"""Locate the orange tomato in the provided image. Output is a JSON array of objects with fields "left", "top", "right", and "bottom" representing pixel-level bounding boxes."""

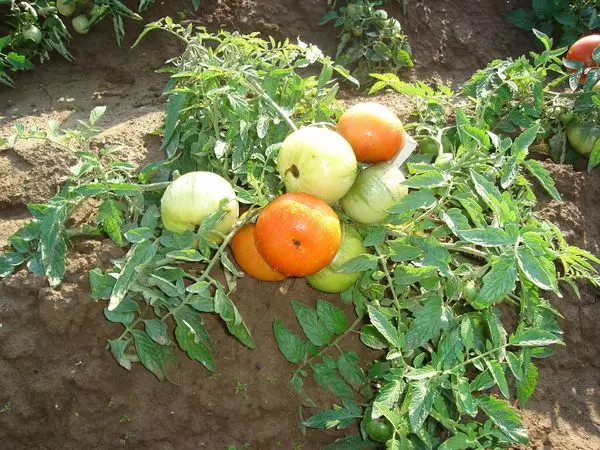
[
  {"left": 255, "top": 193, "right": 342, "bottom": 277},
  {"left": 230, "top": 224, "right": 287, "bottom": 282},
  {"left": 565, "top": 34, "right": 600, "bottom": 83},
  {"left": 336, "top": 102, "right": 405, "bottom": 163}
]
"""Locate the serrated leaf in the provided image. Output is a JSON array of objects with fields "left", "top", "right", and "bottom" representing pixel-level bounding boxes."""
[
  {"left": 89, "top": 106, "right": 106, "bottom": 124},
  {"left": 39, "top": 201, "right": 69, "bottom": 288},
  {"left": 388, "top": 189, "right": 436, "bottom": 215},
  {"left": 336, "top": 254, "right": 379, "bottom": 273},
  {"left": 313, "top": 360, "right": 354, "bottom": 399},
  {"left": 110, "top": 339, "right": 131, "bottom": 370},
  {"left": 360, "top": 324, "right": 388, "bottom": 349},
  {"left": 458, "top": 227, "right": 514, "bottom": 247},
  {"left": 98, "top": 199, "right": 123, "bottom": 246},
  {"left": 303, "top": 405, "right": 360, "bottom": 430},
  {"left": 375, "top": 379, "right": 405, "bottom": 410},
  {"left": 485, "top": 360, "right": 509, "bottom": 398},
  {"left": 404, "top": 296, "right": 444, "bottom": 352},
  {"left": 516, "top": 362, "right": 538, "bottom": 408},
  {"left": 273, "top": 319, "right": 306, "bottom": 364},
  {"left": 401, "top": 171, "right": 446, "bottom": 188},
  {"left": 316, "top": 299, "right": 349, "bottom": 335},
  {"left": 144, "top": 319, "right": 170, "bottom": 345},
  {"left": 214, "top": 289, "right": 255, "bottom": 349},
  {"left": 292, "top": 300, "right": 333, "bottom": 346},
  {"left": 454, "top": 376, "right": 477, "bottom": 417},
  {"left": 460, "top": 316, "right": 474, "bottom": 351},
  {"left": 124, "top": 227, "right": 154, "bottom": 243},
  {"left": 509, "top": 328, "right": 563, "bottom": 347},
  {"left": 438, "top": 432, "right": 476, "bottom": 450},
  {"left": 131, "top": 330, "right": 175, "bottom": 381},
  {"left": 506, "top": 351, "right": 523, "bottom": 381},
  {"left": 517, "top": 246, "right": 557, "bottom": 291},
  {"left": 337, "top": 351, "right": 363, "bottom": 390},
  {"left": 367, "top": 305, "right": 403, "bottom": 349},
  {"left": 167, "top": 248, "right": 206, "bottom": 262},
  {"left": 524, "top": 160, "right": 562, "bottom": 202},
  {"left": 587, "top": 139, "right": 600, "bottom": 172},
  {"left": 408, "top": 380, "right": 435, "bottom": 431},
  {"left": 477, "top": 395, "right": 529, "bottom": 444},
  {"left": 89, "top": 268, "right": 115, "bottom": 299},
  {"left": 175, "top": 322, "right": 215, "bottom": 372},
  {"left": 472, "top": 254, "right": 517, "bottom": 309}
]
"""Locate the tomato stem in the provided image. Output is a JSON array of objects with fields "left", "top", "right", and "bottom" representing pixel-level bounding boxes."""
[{"left": 247, "top": 78, "right": 299, "bottom": 132}]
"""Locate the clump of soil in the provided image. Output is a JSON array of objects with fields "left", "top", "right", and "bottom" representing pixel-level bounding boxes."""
[{"left": 1, "top": 1, "right": 598, "bottom": 449}]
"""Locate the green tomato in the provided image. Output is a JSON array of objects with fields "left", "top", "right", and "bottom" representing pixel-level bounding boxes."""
[
  {"left": 351, "top": 27, "right": 364, "bottom": 37},
  {"left": 307, "top": 224, "right": 367, "bottom": 293},
  {"left": 22, "top": 25, "right": 43, "bottom": 44},
  {"left": 160, "top": 171, "right": 239, "bottom": 243},
  {"left": 373, "top": 10, "right": 388, "bottom": 21},
  {"left": 463, "top": 280, "right": 479, "bottom": 303},
  {"left": 434, "top": 153, "right": 454, "bottom": 169},
  {"left": 277, "top": 127, "right": 357, "bottom": 205},
  {"left": 559, "top": 109, "right": 573, "bottom": 125},
  {"left": 340, "top": 162, "right": 408, "bottom": 224},
  {"left": 57, "top": 0, "right": 76, "bottom": 16},
  {"left": 363, "top": 407, "right": 394, "bottom": 443},
  {"left": 72, "top": 15, "right": 90, "bottom": 34},
  {"left": 417, "top": 136, "right": 440, "bottom": 155},
  {"left": 566, "top": 121, "right": 600, "bottom": 157}
]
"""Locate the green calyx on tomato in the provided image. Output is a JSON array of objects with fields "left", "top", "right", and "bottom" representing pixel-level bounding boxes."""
[
  {"left": 160, "top": 171, "right": 240, "bottom": 243},
  {"left": 339, "top": 162, "right": 408, "bottom": 224},
  {"left": 307, "top": 224, "right": 367, "bottom": 293},
  {"left": 566, "top": 121, "right": 600, "bottom": 157},
  {"left": 363, "top": 407, "right": 394, "bottom": 443}
]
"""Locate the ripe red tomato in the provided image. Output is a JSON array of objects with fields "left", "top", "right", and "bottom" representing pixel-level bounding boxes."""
[{"left": 565, "top": 34, "right": 600, "bottom": 81}]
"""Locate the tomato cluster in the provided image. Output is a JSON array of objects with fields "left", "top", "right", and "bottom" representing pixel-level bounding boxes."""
[{"left": 160, "top": 102, "right": 410, "bottom": 292}]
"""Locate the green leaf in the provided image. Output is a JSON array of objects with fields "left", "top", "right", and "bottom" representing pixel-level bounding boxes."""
[
  {"left": 587, "top": 139, "right": 600, "bottom": 171},
  {"left": 388, "top": 189, "right": 436, "bottom": 215},
  {"left": 469, "top": 169, "right": 503, "bottom": 214},
  {"left": 0, "top": 252, "right": 25, "bottom": 277},
  {"left": 303, "top": 404, "right": 360, "bottom": 429},
  {"left": 367, "top": 305, "right": 403, "bottom": 349},
  {"left": 273, "top": 319, "right": 306, "bottom": 364},
  {"left": 313, "top": 359, "right": 354, "bottom": 399},
  {"left": 438, "top": 433, "right": 476, "bottom": 450},
  {"left": 408, "top": 380, "right": 435, "bottom": 431},
  {"left": 506, "top": 351, "right": 523, "bottom": 381},
  {"left": 485, "top": 360, "right": 509, "bottom": 398},
  {"left": 509, "top": 328, "right": 563, "bottom": 347},
  {"left": 401, "top": 171, "right": 446, "bottom": 188},
  {"left": 140, "top": 204, "right": 160, "bottom": 230},
  {"left": 144, "top": 319, "right": 170, "bottom": 345},
  {"left": 454, "top": 376, "right": 477, "bottom": 417},
  {"left": 292, "top": 300, "right": 333, "bottom": 346},
  {"left": 175, "top": 322, "right": 215, "bottom": 372},
  {"left": 89, "top": 268, "right": 115, "bottom": 299},
  {"left": 167, "top": 249, "right": 206, "bottom": 262},
  {"left": 323, "top": 435, "right": 379, "bottom": 450},
  {"left": 388, "top": 242, "right": 422, "bottom": 262},
  {"left": 337, "top": 351, "right": 363, "bottom": 390},
  {"left": 162, "top": 91, "right": 186, "bottom": 151},
  {"left": 524, "top": 160, "right": 562, "bottom": 202},
  {"left": 458, "top": 227, "right": 514, "bottom": 247},
  {"left": 97, "top": 199, "right": 124, "bottom": 246},
  {"left": 516, "top": 362, "right": 538, "bottom": 408},
  {"left": 336, "top": 254, "right": 379, "bottom": 273},
  {"left": 110, "top": 339, "right": 131, "bottom": 370},
  {"left": 404, "top": 296, "right": 444, "bottom": 351},
  {"left": 360, "top": 324, "right": 388, "bottom": 349},
  {"left": 124, "top": 227, "right": 154, "bottom": 243},
  {"left": 375, "top": 379, "right": 405, "bottom": 410},
  {"left": 517, "top": 246, "right": 557, "bottom": 291},
  {"left": 477, "top": 395, "right": 529, "bottom": 444},
  {"left": 39, "top": 201, "right": 69, "bottom": 288},
  {"left": 472, "top": 254, "right": 517, "bottom": 309},
  {"left": 89, "top": 106, "right": 106, "bottom": 125},
  {"left": 109, "top": 240, "right": 158, "bottom": 311},
  {"left": 512, "top": 124, "right": 540, "bottom": 154},
  {"left": 214, "top": 289, "right": 255, "bottom": 349},
  {"left": 316, "top": 299, "right": 349, "bottom": 335},
  {"left": 131, "top": 329, "right": 175, "bottom": 381}
]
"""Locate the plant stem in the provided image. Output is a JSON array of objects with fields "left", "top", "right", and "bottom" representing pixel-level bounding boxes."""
[
  {"left": 247, "top": 78, "right": 298, "bottom": 132},
  {"left": 140, "top": 181, "right": 172, "bottom": 191},
  {"left": 439, "top": 242, "right": 488, "bottom": 259},
  {"left": 442, "top": 343, "right": 508, "bottom": 376},
  {"left": 292, "top": 315, "right": 364, "bottom": 379},
  {"left": 375, "top": 244, "right": 400, "bottom": 308}
]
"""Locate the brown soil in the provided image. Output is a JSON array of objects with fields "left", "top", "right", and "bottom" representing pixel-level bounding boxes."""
[{"left": 0, "top": 1, "right": 598, "bottom": 449}]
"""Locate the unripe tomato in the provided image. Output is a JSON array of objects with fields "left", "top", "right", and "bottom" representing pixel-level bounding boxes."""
[
  {"left": 417, "top": 136, "right": 440, "bottom": 155},
  {"left": 57, "top": 0, "right": 76, "bottom": 16},
  {"left": 160, "top": 171, "right": 239, "bottom": 243},
  {"left": 72, "top": 15, "right": 90, "bottom": 34},
  {"left": 277, "top": 127, "right": 357, "bottom": 205},
  {"left": 307, "top": 224, "right": 367, "bottom": 293},
  {"left": 566, "top": 122, "right": 600, "bottom": 157},
  {"left": 22, "top": 25, "right": 43, "bottom": 44},
  {"left": 463, "top": 280, "right": 479, "bottom": 303},
  {"left": 336, "top": 102, "right": 405, "bottom": 163},
  {"left": 255, "top": 193, "right": 341, "bottom": 277},
  {"left": 339, "top": 163, "right": 408, "bottom": 224},
  {"left": 363, "top": 407, "right": 393, "bottom": 443},
  {"left": 373, "top": 10, "right": 388, "bottom": 21}
]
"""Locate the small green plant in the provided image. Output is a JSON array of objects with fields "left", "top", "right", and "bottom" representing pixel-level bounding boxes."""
[
  {"left": 509, "top": 0, "right": 600, "bottom": 47},
  {"left": 320, "top": 0, "right": 413, "bottom": 84},
  {"left": 235, "top": 380, "right": 249, "bottom": 399},
  {"left": 0, "top": 401, "right": 12, "bottom": 414}
]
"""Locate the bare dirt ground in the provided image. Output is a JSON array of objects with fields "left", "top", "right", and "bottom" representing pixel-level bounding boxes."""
[{"left": 0, "top": 1, "right": 599, "bottom": 449}]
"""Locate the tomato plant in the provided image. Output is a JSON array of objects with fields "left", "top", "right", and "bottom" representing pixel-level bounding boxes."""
[{"left": 320, "top": 0, "right": 413, "bottom": 84}]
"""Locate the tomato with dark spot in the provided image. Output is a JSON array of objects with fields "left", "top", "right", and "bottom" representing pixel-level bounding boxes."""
[{"left": 255, "top": 193, "right": 341, "bottom": 277}]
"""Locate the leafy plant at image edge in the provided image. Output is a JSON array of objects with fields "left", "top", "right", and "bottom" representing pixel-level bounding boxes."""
[
  {"left": 274, "top": 30, "right": 600, "bottom": 449},
  {"left": 0, "top": 23, "right": 356, "bottom": 380}
]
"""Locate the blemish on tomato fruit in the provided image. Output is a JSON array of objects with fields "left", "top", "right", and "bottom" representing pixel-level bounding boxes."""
[
  {"left": 287, "top": 164, "right": 300, "bottom": 178},
  {"left": 292, "top": 239, "right": 302, "bottom": 248}
]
